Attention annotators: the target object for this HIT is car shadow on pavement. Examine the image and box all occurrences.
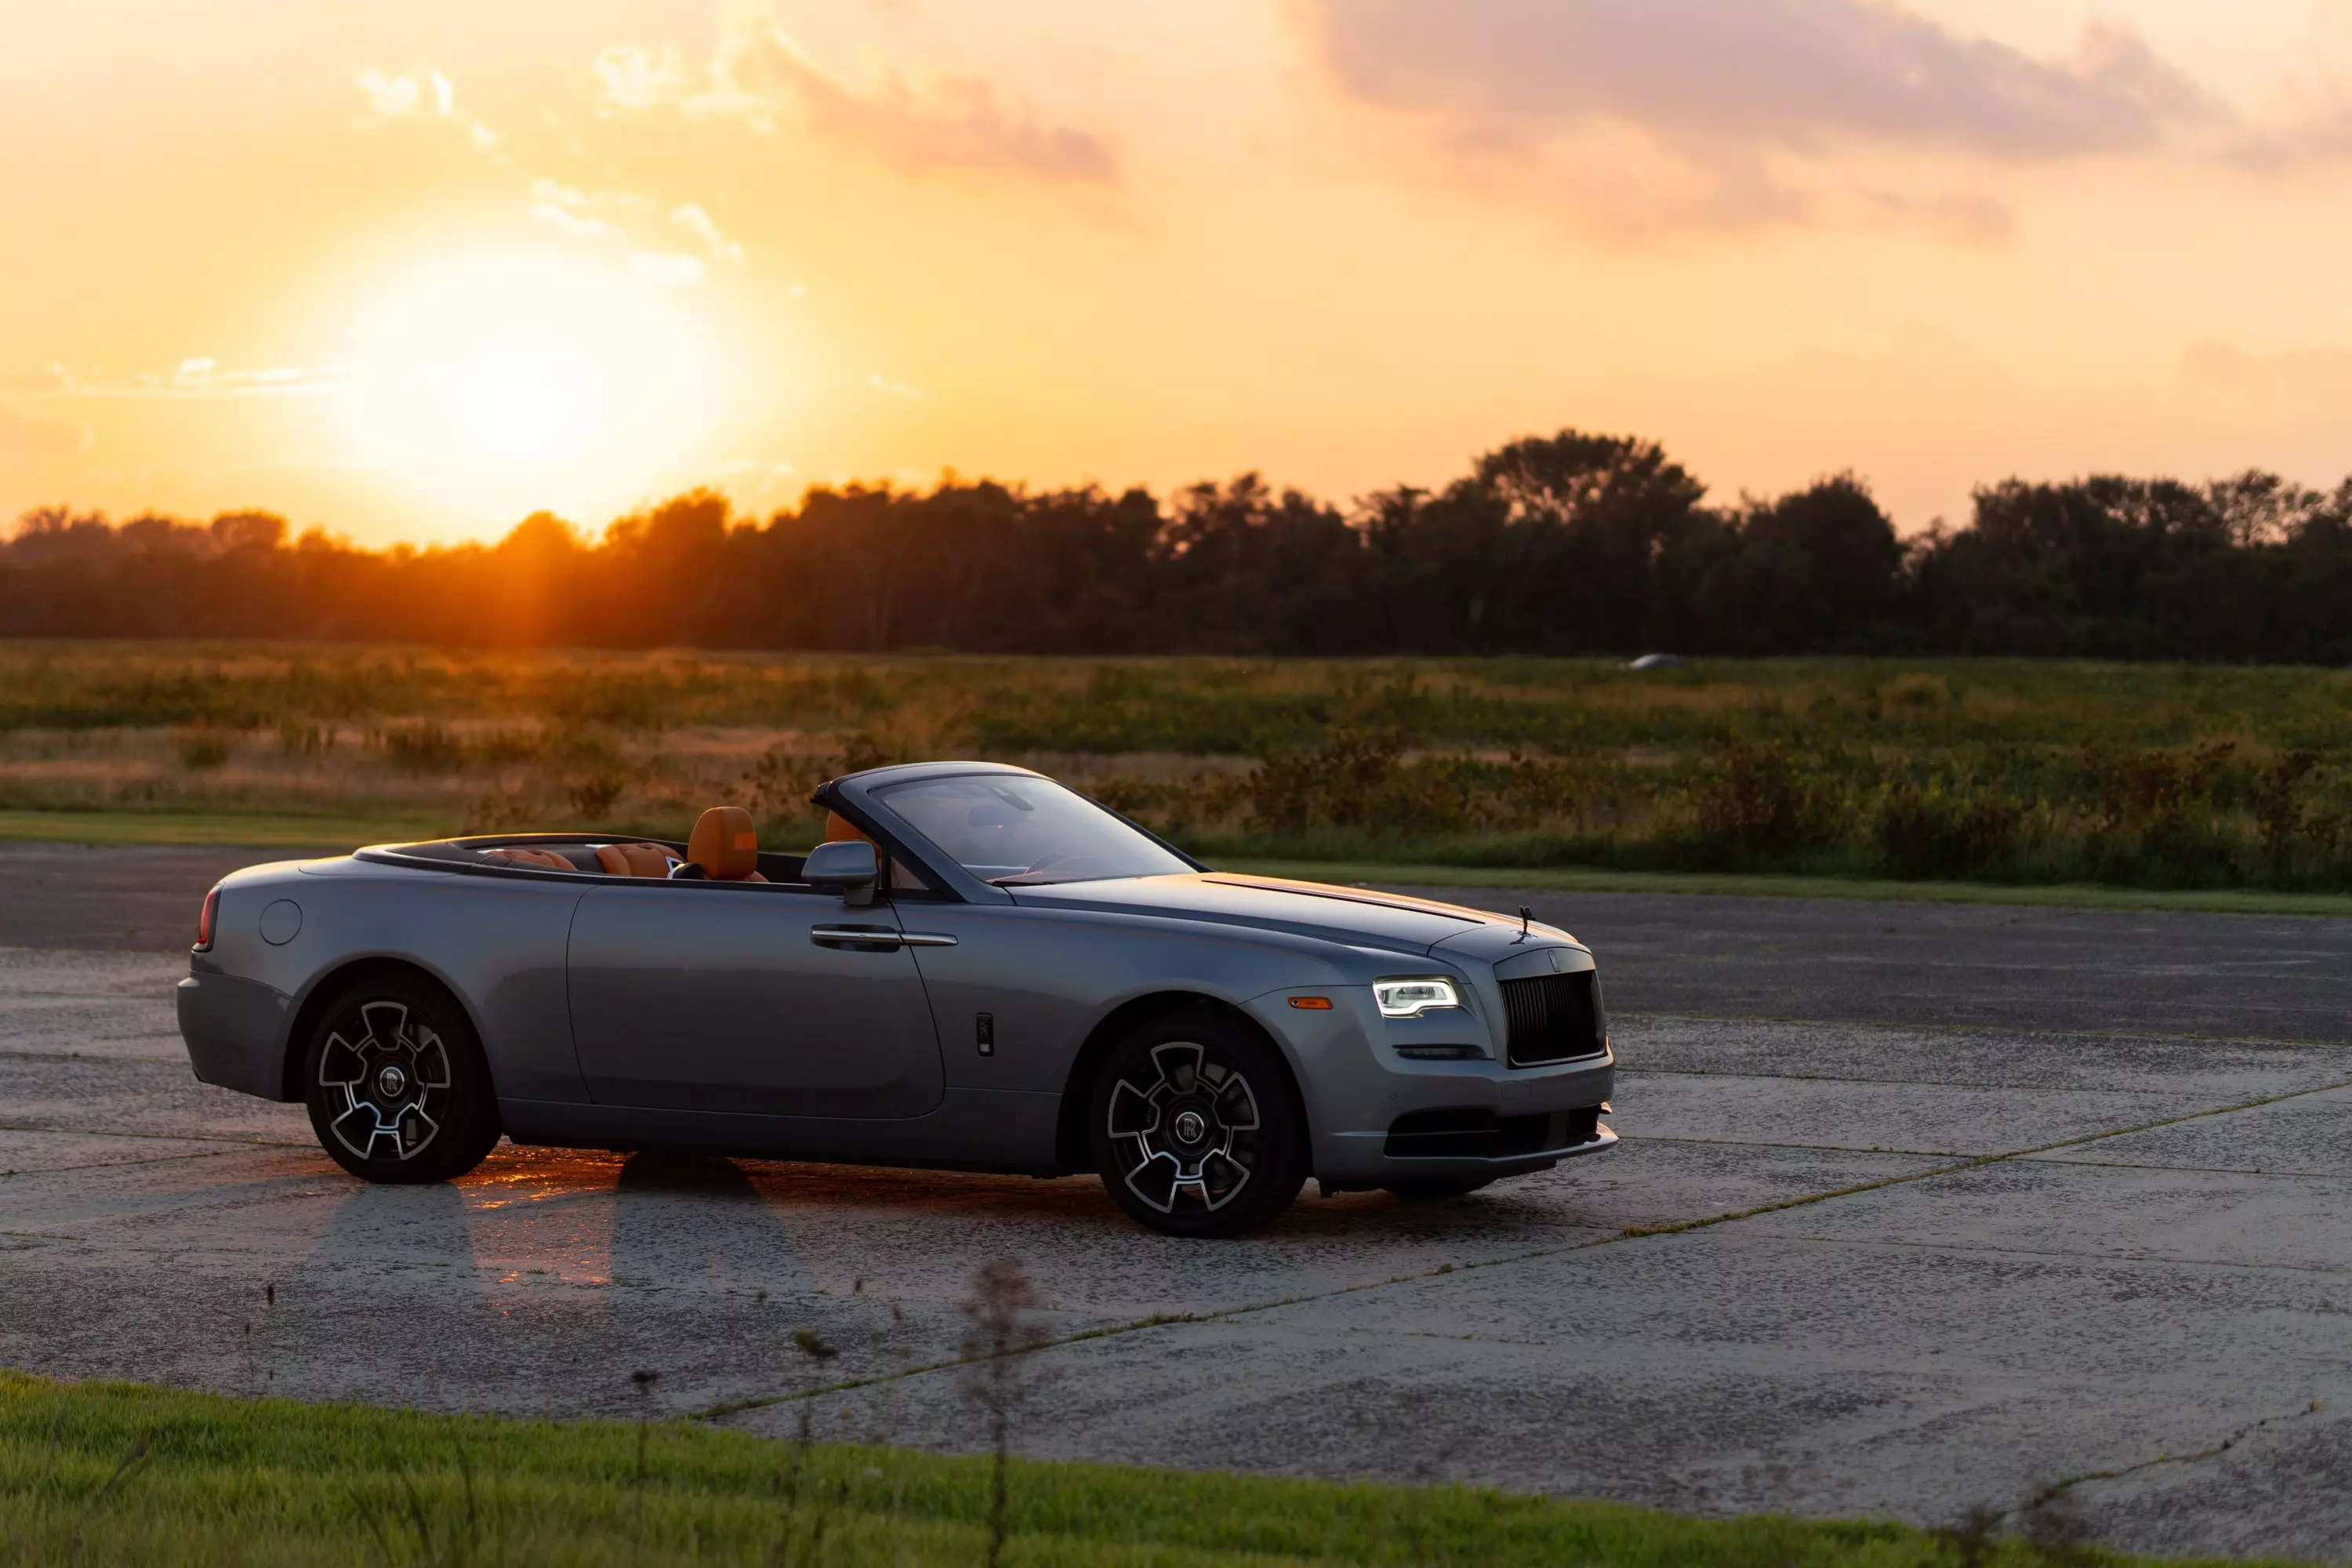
[268,1178,495,1406]
[608,1148,820,1293]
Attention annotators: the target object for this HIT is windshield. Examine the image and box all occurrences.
[874,775,1192,886]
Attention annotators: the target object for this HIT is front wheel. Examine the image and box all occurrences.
[303,975,501,1184]
[1087,1011,1307,1238]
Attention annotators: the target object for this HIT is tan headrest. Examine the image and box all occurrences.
[594,842,674,877]
[690,806,762,880]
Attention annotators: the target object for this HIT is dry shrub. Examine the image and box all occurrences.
[1872,778,2028,880]
[1878,672,1951,713]
[274,719,334,757]
[741,731,902,826]
[2087,739,2235,837]
[1684,735,1845,859]
[960,1258,1051,1568]
[372,723,468,774]
[1249,728,1406,833]
[567,775,625,822]
[169,725,237,770]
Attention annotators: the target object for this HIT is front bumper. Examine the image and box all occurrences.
[1247,983,1618,1185]
[1319,1120,1619,1189]
[1312,1058,1618,1185]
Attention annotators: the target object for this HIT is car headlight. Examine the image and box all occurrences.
[1373,977,1463,1018]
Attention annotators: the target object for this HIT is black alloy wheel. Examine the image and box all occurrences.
[303,975,502,1184]
[1088,1011,1306,1237]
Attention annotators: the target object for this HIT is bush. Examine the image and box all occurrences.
[169,725,236,769]
[374,722,466,774]
[1683,736,1845,863]
[1248,728,1405,833]
[1872,779,2027,880]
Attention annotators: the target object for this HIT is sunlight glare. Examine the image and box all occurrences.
[453,350,597,463]
[337,248,731,536]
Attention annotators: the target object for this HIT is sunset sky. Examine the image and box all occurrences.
[7,1,2352,546]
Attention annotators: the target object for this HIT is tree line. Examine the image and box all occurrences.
[7,430,2351,661]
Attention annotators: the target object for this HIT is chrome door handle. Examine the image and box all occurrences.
[811,926,904,949]
[897,932,958,947]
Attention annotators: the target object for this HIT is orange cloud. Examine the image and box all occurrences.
[593,17,1119,189]
[1294,0,2234,241]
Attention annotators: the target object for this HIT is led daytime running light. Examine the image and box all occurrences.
[1374,977,1462,1018]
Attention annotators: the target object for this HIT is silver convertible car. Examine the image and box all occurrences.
[178,761,1615,1236]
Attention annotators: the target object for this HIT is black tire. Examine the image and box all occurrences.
[1383,1176,1495,1201]
[302,975,502,1185]
[1087,1010,1307,1238]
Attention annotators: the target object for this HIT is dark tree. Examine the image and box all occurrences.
[4,429,2349,662]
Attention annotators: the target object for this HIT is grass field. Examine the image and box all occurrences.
[0,1371,2289,1566]
[2,641,2348,897]
[5,804,2350,916]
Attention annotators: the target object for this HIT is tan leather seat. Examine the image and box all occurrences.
[593,842,676,877]
[483,847,575,871]
[688,806,767,882]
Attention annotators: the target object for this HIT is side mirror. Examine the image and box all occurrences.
[803,839,880,906]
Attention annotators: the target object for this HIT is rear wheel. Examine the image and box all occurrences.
[303,975,501,1184]
[1087,1011,1306,1238]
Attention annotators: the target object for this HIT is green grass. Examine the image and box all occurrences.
[0,808,446,848]
[2,642,2349,897]
[0,1371,2292,1566]
[6,643,2346,752]
[2,807,2349,916]
[1227,860,2352,918]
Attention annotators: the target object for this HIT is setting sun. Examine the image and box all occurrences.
[5,9,2352,1557]
[332,249,733,529]
[5,0,2352,546]
[453,350,598,464]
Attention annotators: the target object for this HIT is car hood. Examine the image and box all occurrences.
[1004,873,1516,956]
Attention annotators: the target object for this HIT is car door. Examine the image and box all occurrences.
[566,882,946,1118]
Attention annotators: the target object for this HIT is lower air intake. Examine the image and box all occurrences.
[1384,1105,1603,1160]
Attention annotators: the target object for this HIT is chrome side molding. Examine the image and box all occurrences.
[810,927,959,949]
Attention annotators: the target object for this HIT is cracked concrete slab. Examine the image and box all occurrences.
[2069,1403,2352,1559]
[0,947,187,1062]
[1739,1156,2352,1276]
[1628,1014,2352,1094]
[0,1129,236,1176]
[764,1223,2352,1550]
[0,1054,305,1141]
[2027,1083,2352,1178]
[1624,1071,2204,1157]
[2,846,2350,1559]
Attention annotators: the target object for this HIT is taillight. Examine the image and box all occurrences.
[194,886,220,951]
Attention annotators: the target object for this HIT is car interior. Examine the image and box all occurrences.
[405,805,932,892]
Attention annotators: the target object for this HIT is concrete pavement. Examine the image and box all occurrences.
[2,845,2348,1559]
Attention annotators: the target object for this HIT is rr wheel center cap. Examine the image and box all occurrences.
[1171,1108,1208,1145]
[375,1063,409,1100]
